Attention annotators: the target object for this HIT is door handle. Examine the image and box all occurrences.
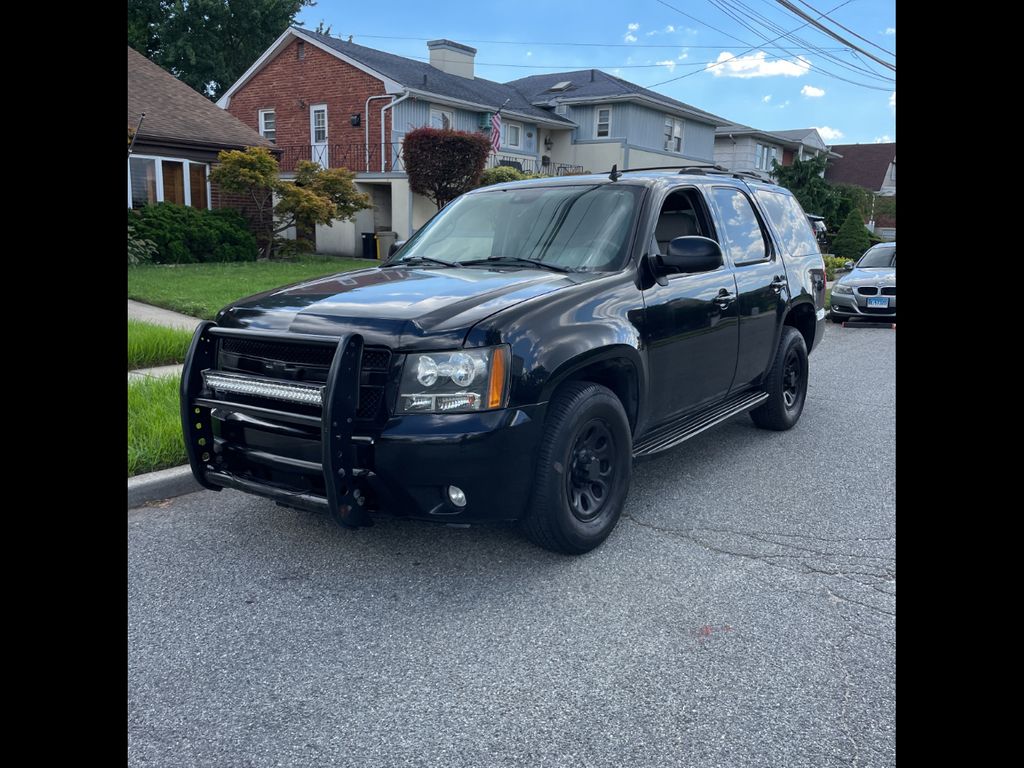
[713,289,735,308]
[770,276,786,294]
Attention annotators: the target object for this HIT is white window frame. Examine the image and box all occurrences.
[430,107,454,130]
[127,154,211,210]
[503,120,523,149]
[596,108,611,139]
[755,143,779,171]
[664,116,683,153]
[259,109,276,143]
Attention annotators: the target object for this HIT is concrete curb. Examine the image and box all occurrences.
[128,465,203,509]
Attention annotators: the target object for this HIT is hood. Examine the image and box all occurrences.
[216,265,580,349]
[837,266,896,287]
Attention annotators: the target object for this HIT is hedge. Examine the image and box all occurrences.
[127,203,258,264]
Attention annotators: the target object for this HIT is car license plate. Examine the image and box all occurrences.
[867,296,889,308]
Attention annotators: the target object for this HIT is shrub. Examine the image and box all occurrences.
[128,222,157,266]
[128,203,258,263]
[831,210,872,261]
[403,127,492,208]
[478,166,546,186]
[823,255,848,282]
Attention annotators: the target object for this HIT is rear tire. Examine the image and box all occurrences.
[750,326,808,431]
[521,382,632,555]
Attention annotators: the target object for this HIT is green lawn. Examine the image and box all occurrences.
[128,255,375,320]
[128,375,187,477]
[128,320,194,370]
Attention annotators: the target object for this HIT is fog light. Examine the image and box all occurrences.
[447,485,467,507]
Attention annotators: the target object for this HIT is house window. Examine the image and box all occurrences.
[259,109,276,143]
[596,108,611,138]
[664,116,683,152]
[755,143,779,171]
[129,157,157,207]
[503,120,522,149]
[127,154,210,209]
[430,107,454,130]
[889,163,896,183]
[297,41,305,60]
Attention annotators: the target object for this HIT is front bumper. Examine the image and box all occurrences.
[181,322,544,526]
[830,290,897,318]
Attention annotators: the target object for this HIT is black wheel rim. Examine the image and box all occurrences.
[566,419,616,522]
[783,348,804,408]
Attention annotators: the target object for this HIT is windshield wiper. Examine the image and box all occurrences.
[459,256,572,273]
[384,256,461,268]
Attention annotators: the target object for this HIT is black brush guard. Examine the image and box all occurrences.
[180,322,370,527]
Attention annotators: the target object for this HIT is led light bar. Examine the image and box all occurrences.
[203,371,324,406]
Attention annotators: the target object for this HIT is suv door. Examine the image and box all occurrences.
[640,185,740,422]
[706,185,787,391]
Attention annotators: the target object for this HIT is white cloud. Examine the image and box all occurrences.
[646,30,658,36]
[762,94,772,103]
[709,51,811,78]
[625,33,638,42]
[627,22,640,31]
[884,27,896,35]
[526,51,532,57]
[777,100,791,109]
[665,25,675,32]
[814,126,844,141]
[677,50,688,60]
[800,84,825,98]
[889,91,896,109]
[655,59,677,73]
[874,135,893,143]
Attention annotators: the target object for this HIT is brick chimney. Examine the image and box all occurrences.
[426,39,476,79]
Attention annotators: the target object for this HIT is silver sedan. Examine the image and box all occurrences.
[829,242,896,322]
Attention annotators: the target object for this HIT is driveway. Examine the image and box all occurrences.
[128,322,895,767]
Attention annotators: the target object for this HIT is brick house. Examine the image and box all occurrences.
[127,46,276,236]
[825,142,896,240]
[217,27,731,255]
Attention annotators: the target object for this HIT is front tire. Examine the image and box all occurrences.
[750,326,809,431]
[521,382,632,555]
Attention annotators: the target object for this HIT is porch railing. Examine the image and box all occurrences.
[276,143,405,174]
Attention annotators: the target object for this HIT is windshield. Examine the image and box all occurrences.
[392,184,644,271]
[858,245,896,268]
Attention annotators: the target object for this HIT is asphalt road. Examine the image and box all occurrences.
[128,322,895,768]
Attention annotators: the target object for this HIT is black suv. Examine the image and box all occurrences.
[181,170,826,554]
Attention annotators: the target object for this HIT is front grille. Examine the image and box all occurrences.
[216,338,392,423]
[858,286,879,296]
[881,287,896,296]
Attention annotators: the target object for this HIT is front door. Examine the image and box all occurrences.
[641,186,740,423]
[310,104,328,168]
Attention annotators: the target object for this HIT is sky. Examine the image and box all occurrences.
[295,0,895,145]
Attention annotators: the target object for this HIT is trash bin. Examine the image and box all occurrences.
[361,232,376,260]
[375,231,398,260]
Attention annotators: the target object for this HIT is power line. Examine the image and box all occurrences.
[774,0,895,71]
[790,0,895,57]
[347,32,852,52]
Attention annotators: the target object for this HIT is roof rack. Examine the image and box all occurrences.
[595,164,777,185]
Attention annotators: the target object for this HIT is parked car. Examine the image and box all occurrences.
[181,170,826,554]
[828,242,896,323]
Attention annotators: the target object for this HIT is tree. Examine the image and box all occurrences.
[128,0,313,100]
[209,147,372,259]
[403,128,492,209]
[831,210,871,260]
[771,155,844,228]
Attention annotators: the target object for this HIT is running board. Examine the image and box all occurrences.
[633,390,769,458]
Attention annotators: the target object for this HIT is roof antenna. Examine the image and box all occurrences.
[348,35,353,43]
[609,163,621,182]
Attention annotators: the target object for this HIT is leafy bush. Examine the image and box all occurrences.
[128,222,157,266]
[128,203,258,264]
[403,127,492,208]
[823,255,848,282]
[831,210,872,261]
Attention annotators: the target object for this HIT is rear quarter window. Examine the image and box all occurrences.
[754,189,821,258]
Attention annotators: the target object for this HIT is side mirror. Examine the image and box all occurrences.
[388,240,406,258]
[843,260,854,270]
[657,236,724,275]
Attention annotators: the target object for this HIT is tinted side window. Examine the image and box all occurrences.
[710,187,767,264]
[754,189,821,257]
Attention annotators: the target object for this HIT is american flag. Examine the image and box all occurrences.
[490,111,501,154]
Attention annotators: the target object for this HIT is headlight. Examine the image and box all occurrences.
[398,346,510,413]
[832,283,853,295]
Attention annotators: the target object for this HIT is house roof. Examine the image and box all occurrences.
[825,142,896,190]
[297,28,575,127]
[127,46,271,149]
[506,70,732,126]
[715,124,804,149]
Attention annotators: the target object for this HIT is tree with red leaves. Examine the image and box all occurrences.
[402,127,492,210]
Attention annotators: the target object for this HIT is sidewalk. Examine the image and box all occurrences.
[128,299,202,331]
